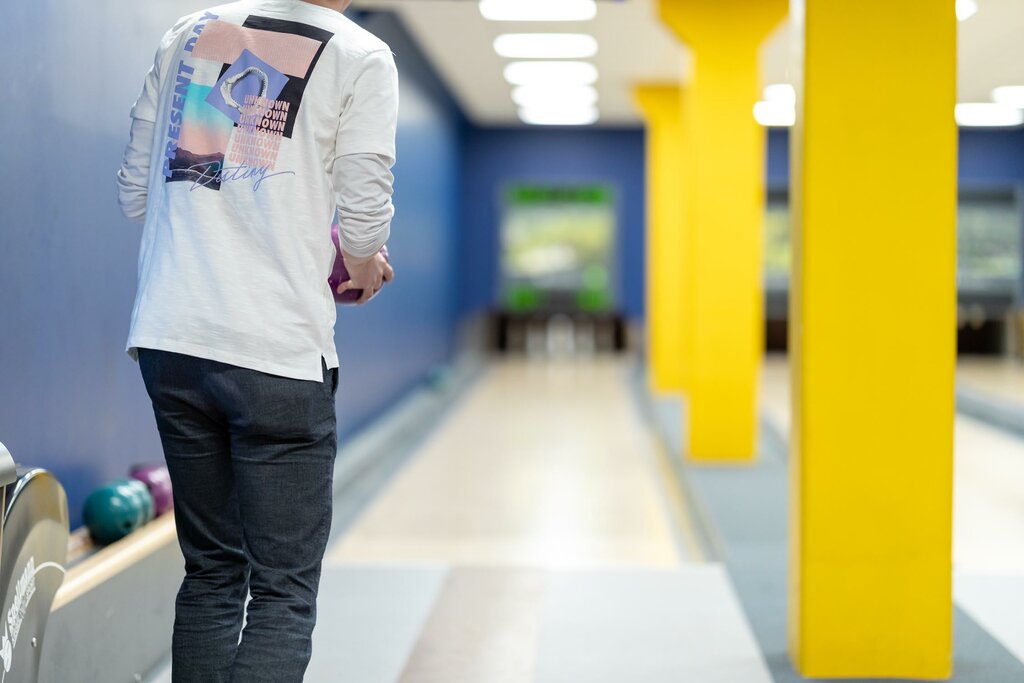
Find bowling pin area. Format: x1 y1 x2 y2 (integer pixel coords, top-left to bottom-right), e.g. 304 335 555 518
5 0 1024 682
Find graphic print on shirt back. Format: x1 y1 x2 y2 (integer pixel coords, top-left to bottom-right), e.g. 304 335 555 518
163 13 334 192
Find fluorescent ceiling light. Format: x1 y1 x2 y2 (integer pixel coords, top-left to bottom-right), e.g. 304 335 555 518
956 0 978 21
992 86 1024 109
763 83 796 106
755 85 796 126
955 103 1024 127
494 34 598 59
504 61 598 86
480 0 597 22
753 101 795 127
512 84 598 108
519 105 599 126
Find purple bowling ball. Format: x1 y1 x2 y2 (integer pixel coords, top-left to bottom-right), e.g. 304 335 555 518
329 220 389 305
130 464 174 516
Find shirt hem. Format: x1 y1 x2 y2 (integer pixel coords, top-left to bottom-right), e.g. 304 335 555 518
126 336 336 382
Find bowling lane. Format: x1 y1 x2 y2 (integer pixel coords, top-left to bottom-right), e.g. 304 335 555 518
950 416 1024 667
760 355 1024 667
762 355 1024 572
306 357 774 683
958 356 1024 410
951 416 1024 573
760 354 790 435
328 357 698 568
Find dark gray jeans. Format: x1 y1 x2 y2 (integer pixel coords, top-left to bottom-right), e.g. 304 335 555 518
139 349 337 683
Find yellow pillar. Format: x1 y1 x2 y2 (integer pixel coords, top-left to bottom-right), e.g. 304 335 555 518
788 0 956 678
635 85 689 394
658 0 786 460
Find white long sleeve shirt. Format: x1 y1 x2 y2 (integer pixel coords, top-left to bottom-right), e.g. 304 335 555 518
117 0 398 381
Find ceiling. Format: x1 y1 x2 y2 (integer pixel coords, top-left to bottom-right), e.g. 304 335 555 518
351 0 1024 127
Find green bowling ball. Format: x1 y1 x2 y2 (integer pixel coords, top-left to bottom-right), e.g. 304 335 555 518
113 478 155 525
83 483 144 545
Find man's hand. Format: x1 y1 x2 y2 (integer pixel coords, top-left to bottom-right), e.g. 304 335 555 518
337 249 395 304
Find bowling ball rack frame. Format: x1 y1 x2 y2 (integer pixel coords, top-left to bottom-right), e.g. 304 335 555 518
0 442 179 683
0 440 69 683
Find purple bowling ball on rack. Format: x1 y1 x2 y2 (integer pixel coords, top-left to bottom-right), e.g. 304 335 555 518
130 464 174 516
329 219 390 305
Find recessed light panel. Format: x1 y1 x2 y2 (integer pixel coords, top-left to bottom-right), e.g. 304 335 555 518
480 0 597 22
753 101 795 127
956 0 978 21
512 85 599 109
992 86 1024 109
494 34 598 60
519 105 600 126
955 103 1024 127
504 61 598 87
763 84 796 106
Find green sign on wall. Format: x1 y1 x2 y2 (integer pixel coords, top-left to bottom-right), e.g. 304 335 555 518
501 184 617 313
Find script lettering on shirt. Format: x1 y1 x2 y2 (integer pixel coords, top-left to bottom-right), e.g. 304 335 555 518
187 162 296 192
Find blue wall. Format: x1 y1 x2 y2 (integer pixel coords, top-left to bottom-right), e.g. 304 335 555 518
334 12 464 435
767 127 1024 189
460 127 646 318
958 128 1024 186
0 1 210 529
458 126 1024 322
767 129 791 189
0 8 462 528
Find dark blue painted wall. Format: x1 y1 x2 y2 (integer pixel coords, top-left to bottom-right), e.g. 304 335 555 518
0 1 211 530
459 126 1024 321
0 8 462 528
767 128 791 190
333 12 464 435
958 128 1024 186
460 127 646 318
767 127 1024 189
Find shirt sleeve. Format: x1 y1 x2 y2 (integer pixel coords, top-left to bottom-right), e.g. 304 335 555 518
116 37 168 222
333 153 396 259
117 118 156 222
334 49 399 159
130 36 167 123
